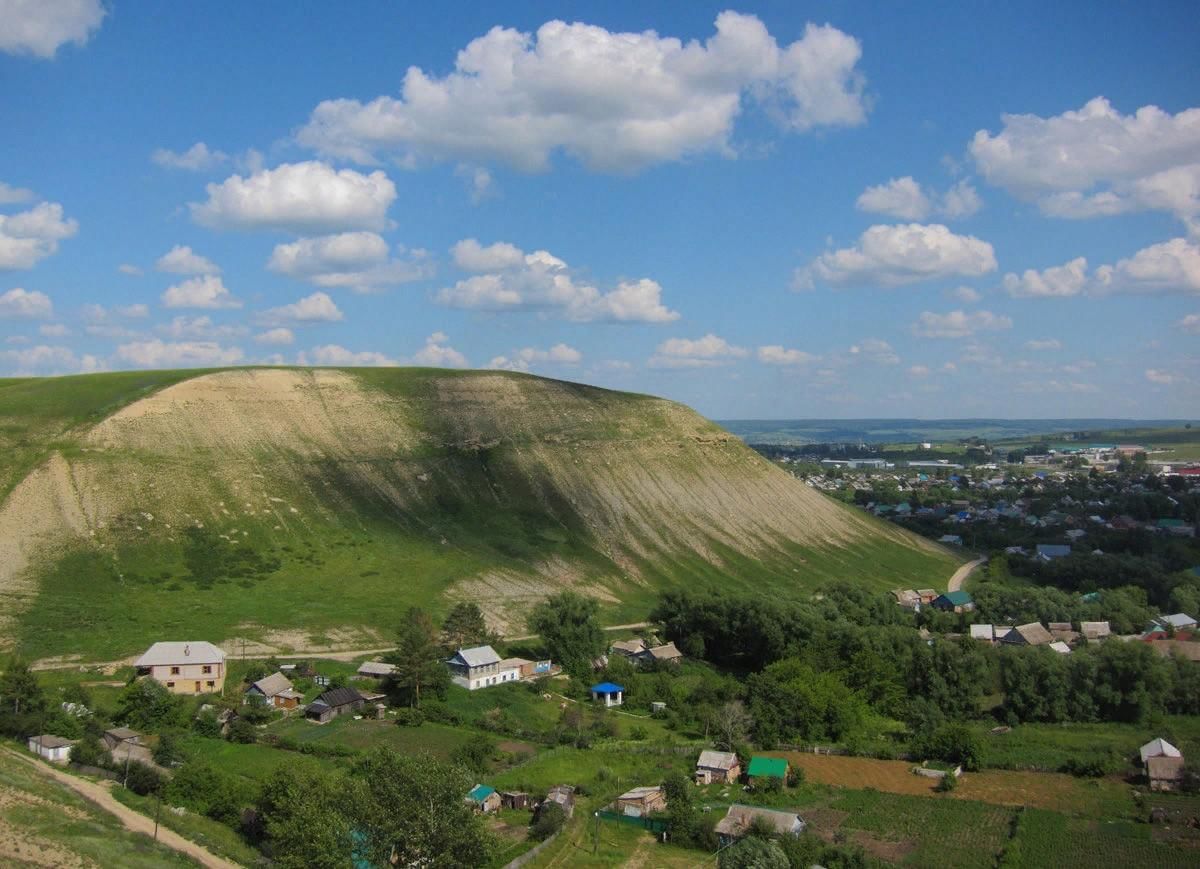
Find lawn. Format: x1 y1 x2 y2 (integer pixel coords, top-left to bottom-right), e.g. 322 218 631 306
1005 807 1199 868
112 787 262 867
0 746 197 868
971 717 1200 772
266 715 513 760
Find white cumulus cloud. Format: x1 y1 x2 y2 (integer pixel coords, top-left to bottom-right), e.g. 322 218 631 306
0 287 53 318
848 338 900 365
297 12 867 172
161 275 242 310
190 162 397 233
1145 369 1178 385
268 232 431 293
0 0 106 59
0 344 100 375
411 332 469 368
0 201 79 270
1025 338 1062 351
856 177 982 221
156 245 221 276
0 182 34 204
299 344 397 367
800 223 997 288
948 285 982 303
971 97 1200 226
650 333 747 368
1006 239 1200 298
1178 314 1200 334
439 240 679 323
254 291 344 327
151 142 229 171
38 323 69 337
488 343 582 371
913 309 1012 338
1003 257 1089 298
157 315 248 341
254 328 295 346
116 339 244 368
757 345 817 366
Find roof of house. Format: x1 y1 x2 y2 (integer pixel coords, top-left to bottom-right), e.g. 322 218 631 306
1140 738 1182 763
356 661 396 676
104 726 141 741
454 645 501 668
713 805 804 838
696 750 739 771
646 642 682 661
1049 641 1072 655
314 686 364 708
276 689 304 700
497 657 532 670
1036 544 1071 558
468 784 496 802
134 641 225 667
1080 621 1111 638
249 672 292 697
611 638 648 655
30 734 75 749
591 682 624 694
1147 755 1186 781
1159 613 1198 628
747 756 788 778
969 624 994 640
935 590 973 606
1006 622 1054 646
617 786 663 802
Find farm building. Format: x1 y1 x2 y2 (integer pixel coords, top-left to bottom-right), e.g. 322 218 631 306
694 749 740 785
133 641 226 695
916 589 939 605
27 734 75 763
590 682 624 707
931 591 975 613
542 785 575 818
500 791 530 810
305 686 365 723
969 624 994 642
446 645 523 690
892 589 920 609
244 672 301 709
610 638 683 666
102 727 142 752
747 756 789 784
466 784 501 814
615 786 666 817
1154 613 1198 632
1002 622 1054 647
714 805 805 845
1140 738 1181 764
1147 756 1186 792
356 661 396 678
1081 621 1111 641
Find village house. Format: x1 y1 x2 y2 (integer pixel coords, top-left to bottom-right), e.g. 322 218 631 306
356 661 396 679
134 641 226 695
1002 623 1055 647
446 645 522 690
892 589 921 609
969 624 995 642
916 589 940 605
590 682 624 707
102 727 142 753
1081 621 1111 642
615 786 667 817
1141 738 1185 792
305 686 365 723
931 590 975 613
1035 544 1071 562
747 756 789 785
714 805 806 845
466 784 501 814
694 749 741 785
244 672 302 710
500 791 530 810
1154 613 1198 633
27 734 74 763
1049 641 1072 655
609 638 683 666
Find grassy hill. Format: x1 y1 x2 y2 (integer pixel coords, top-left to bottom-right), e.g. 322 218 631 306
0 367 959 661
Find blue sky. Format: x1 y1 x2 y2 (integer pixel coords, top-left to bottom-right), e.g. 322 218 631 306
1 1 1198 419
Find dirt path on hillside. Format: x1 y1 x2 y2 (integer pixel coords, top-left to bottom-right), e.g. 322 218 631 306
948 556 987 592
2 747 241 868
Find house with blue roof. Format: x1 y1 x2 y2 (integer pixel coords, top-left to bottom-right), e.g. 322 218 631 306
466 783 500 813
590 682 624 707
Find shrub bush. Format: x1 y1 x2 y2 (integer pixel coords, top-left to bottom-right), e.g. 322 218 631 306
394 708 425 727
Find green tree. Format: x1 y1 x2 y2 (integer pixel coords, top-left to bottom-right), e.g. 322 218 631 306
719 837 789 869
0 658 47 738
529 801 565 840
153 730 183 767
351 749 492 868
440 602 493 653
526 592 606 678
450 733 496 774
386 607 448 708
116 678 181 731
258 765 354 869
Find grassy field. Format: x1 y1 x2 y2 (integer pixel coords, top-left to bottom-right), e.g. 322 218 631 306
0 747 198 868
971 717 1200 772
1004 807 1199 868
112 788 262 867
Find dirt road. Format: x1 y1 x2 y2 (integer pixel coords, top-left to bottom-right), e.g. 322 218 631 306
948 556 986 592
3 747 242 869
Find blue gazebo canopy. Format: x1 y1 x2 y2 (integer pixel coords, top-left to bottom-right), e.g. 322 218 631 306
591 682 624 694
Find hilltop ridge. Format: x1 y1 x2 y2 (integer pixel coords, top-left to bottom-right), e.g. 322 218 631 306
0 367 958 660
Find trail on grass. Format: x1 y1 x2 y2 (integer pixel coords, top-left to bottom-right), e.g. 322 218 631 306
2 746 241 868
948 556 986 592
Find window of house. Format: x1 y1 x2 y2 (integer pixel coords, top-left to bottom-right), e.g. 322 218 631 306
166 682 175 688
206 681 215 688
170 666 180 675
202 665 212 674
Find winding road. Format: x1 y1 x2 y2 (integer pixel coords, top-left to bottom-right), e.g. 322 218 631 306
3 747 241 869
948 556 987 592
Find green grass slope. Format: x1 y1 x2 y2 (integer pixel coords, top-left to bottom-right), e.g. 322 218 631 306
0 367 959 660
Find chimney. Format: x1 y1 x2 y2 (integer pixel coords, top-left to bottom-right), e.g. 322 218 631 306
184 644 190 657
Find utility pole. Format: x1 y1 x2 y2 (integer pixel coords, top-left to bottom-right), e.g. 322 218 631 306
154 791 162 840
122 750 131 789
592 811 599 855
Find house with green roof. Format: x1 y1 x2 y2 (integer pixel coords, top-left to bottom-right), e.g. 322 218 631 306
466 783 500 814
932 590 975 613
746 756 788 783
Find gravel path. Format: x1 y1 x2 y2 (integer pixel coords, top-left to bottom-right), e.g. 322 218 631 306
948 556 987 592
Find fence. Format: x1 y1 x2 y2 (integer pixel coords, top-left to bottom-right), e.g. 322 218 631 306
597 810 669 834
69 762 120 781
502 830 561 869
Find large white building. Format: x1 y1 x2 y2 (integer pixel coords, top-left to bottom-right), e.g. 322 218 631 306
446 645 520 690
134 641 226 695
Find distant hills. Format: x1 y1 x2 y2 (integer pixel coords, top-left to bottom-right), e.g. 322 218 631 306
0 368 958 661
